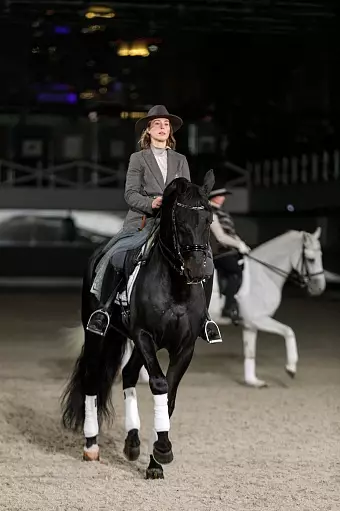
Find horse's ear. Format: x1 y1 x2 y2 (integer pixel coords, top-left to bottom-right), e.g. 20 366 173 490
201 169 215 196
314 226 321 239
176 177 189 195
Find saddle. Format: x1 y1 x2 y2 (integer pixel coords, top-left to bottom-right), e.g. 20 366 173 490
113 226 160 325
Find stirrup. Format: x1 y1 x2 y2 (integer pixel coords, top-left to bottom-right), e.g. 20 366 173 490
204 320 223 344
86 310 110 337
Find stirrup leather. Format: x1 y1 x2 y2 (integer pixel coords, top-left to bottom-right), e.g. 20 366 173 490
204 320 223 344
86 309 110 337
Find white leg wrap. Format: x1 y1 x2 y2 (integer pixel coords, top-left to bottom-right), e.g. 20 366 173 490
244 358 256 382
154 393 170 432
285 334 299 368
124 387 140 432
84 395 99 438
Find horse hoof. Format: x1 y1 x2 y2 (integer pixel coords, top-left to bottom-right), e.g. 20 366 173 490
83 445 100 461
285 363 297 378
123 444 140 462
123 429 140 461
245 379 268 388
153 447 174 465
146 467 164 480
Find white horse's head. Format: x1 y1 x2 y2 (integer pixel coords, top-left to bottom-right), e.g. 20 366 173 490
293 227 326 296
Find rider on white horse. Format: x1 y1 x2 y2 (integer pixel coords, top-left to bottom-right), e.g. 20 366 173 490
209 186 250 323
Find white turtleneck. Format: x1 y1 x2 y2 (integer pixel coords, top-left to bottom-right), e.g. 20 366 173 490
151 145 168 184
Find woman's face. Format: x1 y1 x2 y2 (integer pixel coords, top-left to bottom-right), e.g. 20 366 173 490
148 117 171 144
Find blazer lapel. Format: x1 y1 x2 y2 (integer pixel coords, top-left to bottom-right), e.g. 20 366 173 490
165 149 179 187
142 149 165 191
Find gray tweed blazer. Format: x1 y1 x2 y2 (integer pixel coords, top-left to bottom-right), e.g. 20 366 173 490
123 148 191 230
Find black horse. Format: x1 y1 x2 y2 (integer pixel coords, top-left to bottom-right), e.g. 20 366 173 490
61 170 217 479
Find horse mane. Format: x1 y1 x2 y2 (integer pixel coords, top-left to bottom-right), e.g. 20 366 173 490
163 178 211 210
251 230 302 258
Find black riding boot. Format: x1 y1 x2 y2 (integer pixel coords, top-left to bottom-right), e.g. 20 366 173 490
222 297 241 325
86 265 123 336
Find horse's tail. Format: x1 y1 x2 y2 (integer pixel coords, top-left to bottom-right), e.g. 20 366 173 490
61 327 127 432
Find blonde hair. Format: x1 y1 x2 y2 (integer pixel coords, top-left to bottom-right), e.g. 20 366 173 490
139 121 176 150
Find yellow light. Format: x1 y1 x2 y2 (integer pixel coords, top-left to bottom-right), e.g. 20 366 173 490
100 75 111 85
80 91 95 99
90 5 112 14
117 43 129 57
117 41 150 57
85 6 115 19
99 87 107 94
120 111 147 120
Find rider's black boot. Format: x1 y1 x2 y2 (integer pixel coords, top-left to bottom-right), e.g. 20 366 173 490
86 266 123 336
222 298 241 325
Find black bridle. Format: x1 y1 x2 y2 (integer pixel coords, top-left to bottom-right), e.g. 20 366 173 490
159 200 210 283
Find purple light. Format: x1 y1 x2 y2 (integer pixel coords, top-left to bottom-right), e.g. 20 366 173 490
66 93 77 104
37 92 77 104
54 25 70 35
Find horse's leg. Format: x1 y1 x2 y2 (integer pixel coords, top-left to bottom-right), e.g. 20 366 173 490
82 330 102 461
146 343 195 480
134 330 172 467
242 326 267 388
122 346 144 462
248 316 299 384
167 345 195 418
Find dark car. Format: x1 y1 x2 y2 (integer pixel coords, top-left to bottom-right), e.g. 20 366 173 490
0 215 111 286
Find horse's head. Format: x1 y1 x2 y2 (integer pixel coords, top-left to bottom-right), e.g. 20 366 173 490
294 227 326 296
160 170 215 284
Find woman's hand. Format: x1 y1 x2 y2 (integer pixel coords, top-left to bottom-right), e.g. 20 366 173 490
152 196 163 209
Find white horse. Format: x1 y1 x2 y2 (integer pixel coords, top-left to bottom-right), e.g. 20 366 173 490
209 228 326 387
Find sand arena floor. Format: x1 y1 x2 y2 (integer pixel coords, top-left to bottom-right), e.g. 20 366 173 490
0 289 339 511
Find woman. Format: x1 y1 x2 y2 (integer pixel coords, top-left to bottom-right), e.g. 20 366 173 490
87 105 221 343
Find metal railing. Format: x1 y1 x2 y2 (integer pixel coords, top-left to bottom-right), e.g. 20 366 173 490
248 150 340 187
0 160 126 188
223 161 250 188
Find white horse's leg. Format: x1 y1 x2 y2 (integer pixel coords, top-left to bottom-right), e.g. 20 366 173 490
250 316 299 379
243 327 267 388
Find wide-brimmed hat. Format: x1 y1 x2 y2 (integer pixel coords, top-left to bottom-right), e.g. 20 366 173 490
135 105 183 135
209 187 232 199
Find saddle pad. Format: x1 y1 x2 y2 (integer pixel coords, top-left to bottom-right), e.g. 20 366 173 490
115 244 146 306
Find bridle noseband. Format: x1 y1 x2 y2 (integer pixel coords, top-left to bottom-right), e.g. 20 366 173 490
159 200 210 283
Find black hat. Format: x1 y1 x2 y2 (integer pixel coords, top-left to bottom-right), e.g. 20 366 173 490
135 105 183 135
209 187 232 199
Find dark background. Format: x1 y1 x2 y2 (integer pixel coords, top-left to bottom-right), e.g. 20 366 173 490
0 0 339 281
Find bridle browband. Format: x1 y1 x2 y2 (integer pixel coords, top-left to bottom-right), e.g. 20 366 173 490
158 200 209 283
